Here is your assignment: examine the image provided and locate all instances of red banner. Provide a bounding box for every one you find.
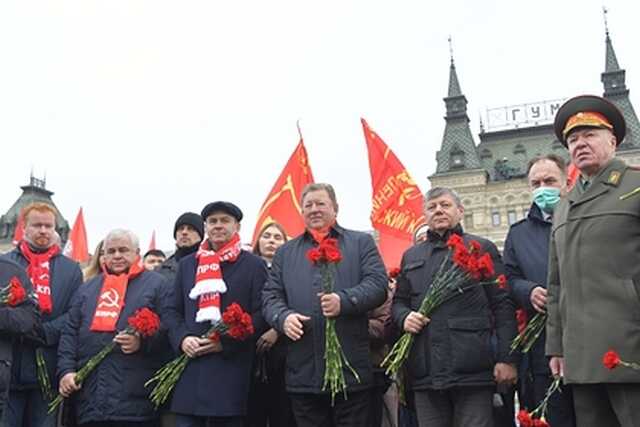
[362,118,425,269]
[12,209,25,246]
[252,133,315,244]
[63,208,90,263]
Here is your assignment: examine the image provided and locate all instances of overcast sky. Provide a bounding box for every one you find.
[1,0,639,251]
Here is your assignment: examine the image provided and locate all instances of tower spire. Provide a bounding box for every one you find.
[447,36,462,97]
[600,8,640,149]
[434,41,481,174]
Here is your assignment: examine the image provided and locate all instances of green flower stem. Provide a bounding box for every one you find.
[36,348,54,401]
[510,312,547,354]
[531,376,561,418]
[145,323,225,409]
[319,263,360,405]
[145,354,189,409]
[381,255,498,377]
[48,341,117,414]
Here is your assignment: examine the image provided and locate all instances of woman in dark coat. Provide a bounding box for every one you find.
[246,222,295,427]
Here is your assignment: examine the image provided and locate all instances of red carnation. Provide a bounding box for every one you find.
[209,331,220,342]
[323,246,342,263]
[446,234,464,249]
[603,349,621,370]
[240,312,253,329]
[496,274,508,289]
[7,277,27,307]
[388,267,401,280]
[465,256,481,280]
[452,246,470,269]
[306,248,322,264]
[477,253,495,279]
[533,418,550,427]
[517,410,533,427]
[227,324,252,340]
[469,240,482,253]
[222,303,245,325]
[127,307,161,338]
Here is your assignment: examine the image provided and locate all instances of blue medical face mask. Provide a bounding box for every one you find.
[532,187,561,213]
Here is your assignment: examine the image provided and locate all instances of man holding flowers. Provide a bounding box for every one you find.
[503,155,576,426]
[57,229,171,427]
[262,183,387,427]
[2,202,83,427]
[0,258,40,421]
[163,201,267,427]
[391,187,518,427]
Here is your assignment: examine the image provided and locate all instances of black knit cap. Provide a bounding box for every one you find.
[174,212,204,239]
[201,201,243,222]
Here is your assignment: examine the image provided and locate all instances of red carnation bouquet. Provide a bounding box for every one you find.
[381,234,507,376]
[306,237,359,404]
[145,302,254,408]
[603,349,640,371]
[510,311,547,354]
[517,376,561,427]
[0,278,55,401]
[48,307,161,412]
[0,276,28,307]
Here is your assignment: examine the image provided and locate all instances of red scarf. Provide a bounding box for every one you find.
[89,257,144,332]
[191,233,242,323]
[308,221,336,243]
[20,241,60,314]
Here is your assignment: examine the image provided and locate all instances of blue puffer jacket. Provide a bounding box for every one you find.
[1,247,82,390]
[57,270,171,424]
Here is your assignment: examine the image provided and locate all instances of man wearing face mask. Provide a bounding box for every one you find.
[547,95,640,425]
[503,155,576,427]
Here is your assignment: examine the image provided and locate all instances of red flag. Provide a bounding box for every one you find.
[12,209,25,246]
[148,230,157,251]
[63,208,90,263]
[252,125,315,244]
[567,163,579,190]
[362,118,425,269]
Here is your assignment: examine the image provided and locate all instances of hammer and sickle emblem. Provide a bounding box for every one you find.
[98,289,120,308]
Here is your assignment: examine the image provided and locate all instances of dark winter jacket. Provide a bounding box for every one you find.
[262,225,388,394]
[391,226,518,391]
[503,203,551,375]
[156,244,199,285]
[164,250,268,417]
[57,270,171,424]
[0,258,40,408]
[1,247,82,390]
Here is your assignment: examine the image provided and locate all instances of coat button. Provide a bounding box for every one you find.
[350,296,358,305]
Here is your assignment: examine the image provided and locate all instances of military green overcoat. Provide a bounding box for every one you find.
[547,158,640,383]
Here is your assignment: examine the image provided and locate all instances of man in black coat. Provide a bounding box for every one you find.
[0,258,40,422]
[504,155,576,426]
[1,203,82,427]
[392,187,518,427]
[157,212,204,284]
[57,229,171,427]
[262,183,388,427]
[163,202,267,427]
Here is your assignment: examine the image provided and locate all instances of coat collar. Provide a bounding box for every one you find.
[426,223,464,247]
[568,158,627,208]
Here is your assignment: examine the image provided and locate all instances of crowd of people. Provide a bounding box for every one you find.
[0,94,639,427]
